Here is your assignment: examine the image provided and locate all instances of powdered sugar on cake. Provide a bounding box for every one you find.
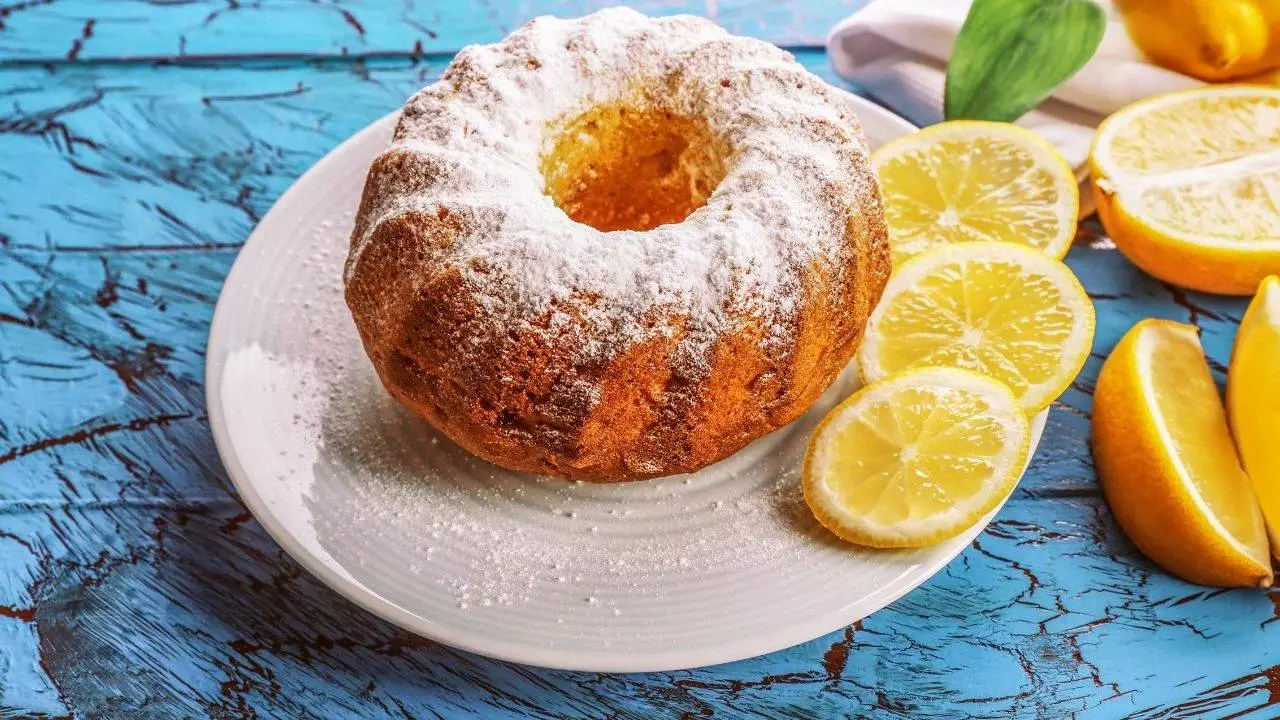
[344,7,879,368]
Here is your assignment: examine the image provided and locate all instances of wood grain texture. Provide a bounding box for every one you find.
[0,0,856,61]
[4,2,1280,718]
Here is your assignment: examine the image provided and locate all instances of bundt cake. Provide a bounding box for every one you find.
[344,8,890,481]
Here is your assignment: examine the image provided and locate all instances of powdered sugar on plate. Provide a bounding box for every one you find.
[223,329,838,618]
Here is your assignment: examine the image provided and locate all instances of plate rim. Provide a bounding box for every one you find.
[206,89,1042,672]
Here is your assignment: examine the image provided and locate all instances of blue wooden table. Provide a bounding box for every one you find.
[2,2,1278,718]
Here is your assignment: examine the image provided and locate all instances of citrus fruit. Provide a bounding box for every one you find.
[1090,86,1280,295]
[1228,275,1280,554]
[1093,318,1271,587]
[857,241,1095,413]
[803,367,1030,548]
[1118,0,1280,82]
[871,120,1079,265]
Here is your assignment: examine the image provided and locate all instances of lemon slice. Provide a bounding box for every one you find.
[1090,86,1280,295]
[1229,275,1280,555]
[857,241,1095,413]
[1094,318,1271,587]
[871,120,1079,265]
[803,367,1029,548]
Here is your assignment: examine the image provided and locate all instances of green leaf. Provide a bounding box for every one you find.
[945,0,1105,122]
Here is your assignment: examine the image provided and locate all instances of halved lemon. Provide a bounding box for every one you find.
[1090,86,1280,295]
[1093,318,1271,587]
[1229,275,1280,555]
[803,367,1030,548]
[857,241,1095,413]
[871,120,1079,265]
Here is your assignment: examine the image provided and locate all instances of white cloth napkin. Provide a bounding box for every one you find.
[827,0,1203,216]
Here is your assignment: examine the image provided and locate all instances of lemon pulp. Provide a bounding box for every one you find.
[872,121,1078,264]
[859,241,1095,412]
[1145,324,1266,546]
[804,367,1029,548]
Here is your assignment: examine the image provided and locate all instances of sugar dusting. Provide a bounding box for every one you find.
[346,7,879,366]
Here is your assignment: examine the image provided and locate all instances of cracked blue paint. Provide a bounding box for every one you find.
[2,2,1279,718]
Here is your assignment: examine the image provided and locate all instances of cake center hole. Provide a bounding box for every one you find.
[540,103,727,233]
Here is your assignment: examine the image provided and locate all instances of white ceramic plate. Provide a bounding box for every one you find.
[207,90,1047,672]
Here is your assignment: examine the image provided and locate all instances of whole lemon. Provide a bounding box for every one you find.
[1117,0,1280,81]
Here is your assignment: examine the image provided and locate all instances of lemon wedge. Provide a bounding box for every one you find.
[857,241,1095,413]
[1090,86,1280,295]
[1229,275,1280,555]
[803,367,1030,548]
[1093,318,1271,587]
[871,120,1079,265]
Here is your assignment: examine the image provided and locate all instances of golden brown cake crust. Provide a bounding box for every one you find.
[344,8,890,481]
